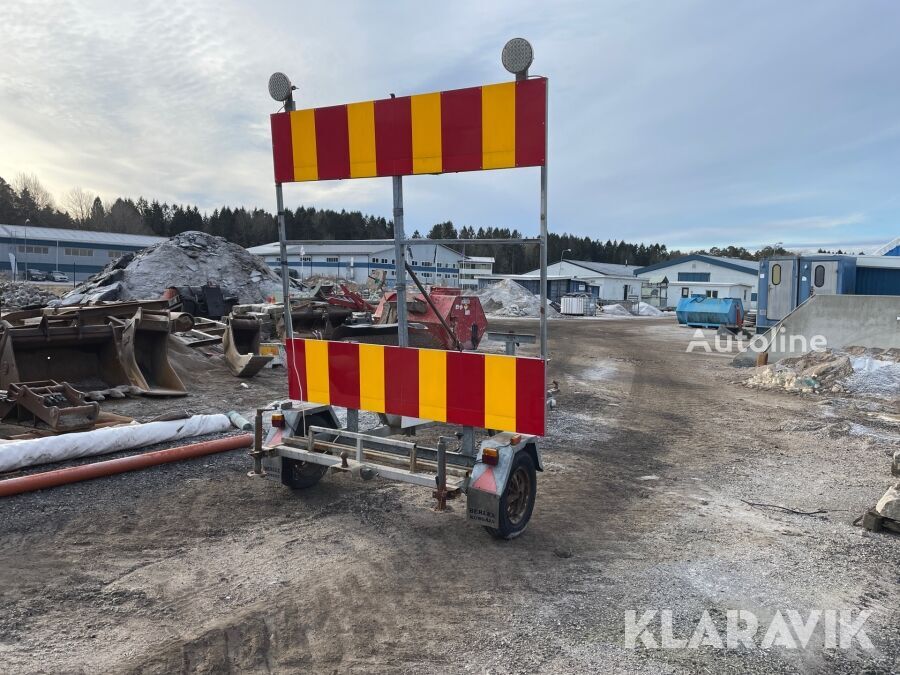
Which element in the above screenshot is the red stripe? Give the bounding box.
[440,86,482,172]
[285,339,307,401]
[270,112,294,183]
[515,357,545,436]
[384,346,419,417]
[515,78,547,168]
[374,96,412,176]
[328,341,360,408]
[314,105,351,180]
[446,351,485,427]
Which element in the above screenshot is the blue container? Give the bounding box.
[676,296,744,328]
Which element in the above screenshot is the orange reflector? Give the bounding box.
[271,412,285,428]
[510,434,522,445]
[482,447,499,466]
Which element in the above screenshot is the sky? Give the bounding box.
[1,0,898,252]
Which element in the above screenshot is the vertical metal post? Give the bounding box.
[539,78,549,362]
[539,168,548,360]
[275,183,293,340]
[392,176,409,347]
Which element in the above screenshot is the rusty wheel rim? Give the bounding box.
[506,466,531,525]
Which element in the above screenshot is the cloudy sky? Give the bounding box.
[1,0,898,251]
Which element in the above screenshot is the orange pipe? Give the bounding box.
[0,434,253,498]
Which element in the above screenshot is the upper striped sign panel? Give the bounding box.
[270,78,547,183]
[285,339,545,436]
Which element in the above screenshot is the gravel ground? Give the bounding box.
[0,317,897,673]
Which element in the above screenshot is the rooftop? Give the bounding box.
[0,224,165,248]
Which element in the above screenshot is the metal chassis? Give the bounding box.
[251,403,542,527]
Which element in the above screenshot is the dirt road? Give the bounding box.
[1,317,897,673]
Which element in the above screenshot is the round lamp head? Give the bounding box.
[501,38,534,75]
[268,72,293,102]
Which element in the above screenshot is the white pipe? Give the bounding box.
[0,414,232,473]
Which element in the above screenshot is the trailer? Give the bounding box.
[249,38,552,538]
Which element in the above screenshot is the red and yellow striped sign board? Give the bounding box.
[286,339,545,436]
[271,78,547,183]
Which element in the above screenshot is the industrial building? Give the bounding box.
[756,254,900,329]
[633,254,760,309]
[527,260,641,302]
[476,259,643,305]
[874,237,900,257]
[458,256,495,289]
[247,240,491,287]
[0,224,164,282]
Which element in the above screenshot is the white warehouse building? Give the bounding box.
[247,240,492,288]
[633,255,760,309]
[525,260,643,302]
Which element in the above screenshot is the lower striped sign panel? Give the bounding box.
[285,339,545,436]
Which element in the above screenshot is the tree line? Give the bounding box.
[0,172,795,274]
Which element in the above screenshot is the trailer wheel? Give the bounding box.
[282,457,328,490]
[485,451,537,540]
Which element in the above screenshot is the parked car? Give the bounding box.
[25,269,48,281]
[49,271,70,282]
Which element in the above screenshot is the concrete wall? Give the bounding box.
[765,294,900,361]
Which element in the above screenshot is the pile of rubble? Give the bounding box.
[746,347,900,399]
[64,231,282,305]
[0,280,61,309]
[476,279,558,318]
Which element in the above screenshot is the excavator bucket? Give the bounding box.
[118,309,187,397]
[223,317,273,378]
[0,317,132,392]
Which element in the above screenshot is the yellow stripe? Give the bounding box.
[290,109,318,181]
[481,82,516,169]
[347,101,377,178]
[418,349,447,422]
[411,92,442,174]
[358,343,386,413]
[484,354,517,431]
[304,340,330,404]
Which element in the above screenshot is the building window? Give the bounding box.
[751,292,758,301]
[17,245,49,255]
[771,264,781,285]
[65,247,93,257]
[108,250,122,258]
[301,256,311,262]
[706,290,719,298]
[814,264,825,288]
[681,287,690,298]
[677,272,710,282]
[326,257,338,263]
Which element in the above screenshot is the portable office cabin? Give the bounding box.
[757,254,900,329]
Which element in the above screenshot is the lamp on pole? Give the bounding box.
[560,248,571,264]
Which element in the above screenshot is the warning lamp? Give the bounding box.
[271,412,285,428]
[482,447,499,466]
[501,38,534,80]
[268,72,295,103]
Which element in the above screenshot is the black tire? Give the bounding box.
[280,412,334,490]
[281,457,328,490]
[485,451,537,540]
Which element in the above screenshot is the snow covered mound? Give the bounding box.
[637,302,663,316]
[746,347,900,399]
[601,303,632,316]
[64,231,282,304]
[476,279,558,318]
